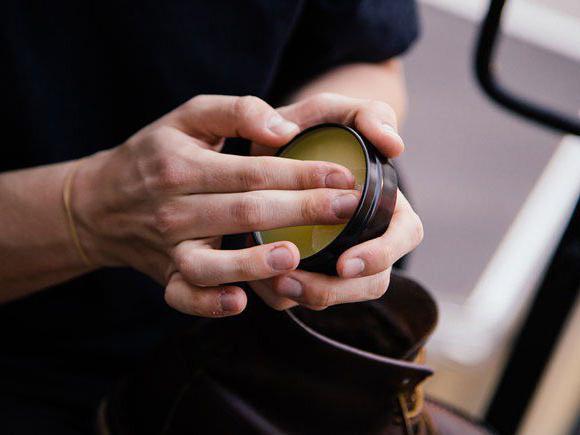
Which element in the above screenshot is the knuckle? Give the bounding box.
[304,304,328,311]
[172,247,193,278]
[299,195,317,223]
[164,283,197,315]
[181,94,214,116]
[153,201,179,238]
[155,161,181,191]
[367,99,395,115]
[134,127,170,160]
[240,159,269,190]
[187,94,208,106]
[232,96,272,136]
[147,126,185,155]
[268,299,293,311]
[146,150,185,193]
[163,286,179,310]
[382,274,392,294]
[233,253,258,279]
[412,213,425,246]
[370,241,394,270]
[312,92,338,105]
[379,243,395,269]
[301,164,328,188]
[194,159,225,190]
[369,274,389,299]
[308,288,333,308]
[234,95,265,119]
[371,277,389,299]
[231,195,266,229]
[368,99,397,122]
[146,125,174,144]
[301,191,332,223]
[304,92,337,112]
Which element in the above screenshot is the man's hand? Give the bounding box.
[74,95,359,317]
[249,93,423,311]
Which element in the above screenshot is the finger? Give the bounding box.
[164,273,247,317]
[271,269,391,308]
[278,93,405,157]
[173,241,300,286]
[133,129,352,196]
[354,101,405,157]
[336,191,423,278]
[172,95,300,146]
[195,150,354,193]
[249,279,299,311]
[155,188,361,241]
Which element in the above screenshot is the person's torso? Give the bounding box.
[0,0,304,413]
[0,0,419,428]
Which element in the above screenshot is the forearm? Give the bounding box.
[290,59,408,124]
[0,161,96,302]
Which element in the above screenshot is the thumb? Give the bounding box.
[170,95,299,147]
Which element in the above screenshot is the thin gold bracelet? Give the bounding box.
[63,161,93,267]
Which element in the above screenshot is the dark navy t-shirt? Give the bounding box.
[0,1,418,432]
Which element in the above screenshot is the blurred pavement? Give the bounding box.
[400,4,580,304]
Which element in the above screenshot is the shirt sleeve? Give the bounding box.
[268,0,420,102]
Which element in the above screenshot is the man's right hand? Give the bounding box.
[74,95,358,317]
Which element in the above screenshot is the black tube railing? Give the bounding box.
[474,0,580,136]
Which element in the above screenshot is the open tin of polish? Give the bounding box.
[253,123,398,275]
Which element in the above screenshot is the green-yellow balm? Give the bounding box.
[258,126,367,259]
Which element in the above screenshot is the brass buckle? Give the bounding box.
[396,349,427,434]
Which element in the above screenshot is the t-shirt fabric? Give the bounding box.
[0,1,418,433]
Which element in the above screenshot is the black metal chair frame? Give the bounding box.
[474,1,580,433]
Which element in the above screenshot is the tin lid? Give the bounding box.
[253,123,398,275]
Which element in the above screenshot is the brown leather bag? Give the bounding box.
[98,274,494,434]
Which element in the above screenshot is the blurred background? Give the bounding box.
[398,0,580,433]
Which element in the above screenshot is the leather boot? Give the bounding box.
[98,273,494,434]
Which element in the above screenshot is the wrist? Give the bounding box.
[72,149,121,268]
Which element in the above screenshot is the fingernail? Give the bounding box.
[382,123,403,141]
[342,258,365,278]
[325,171,355,189]
[220,290,240,313]
[332,193,359,219]
[276,277,302,298]
[268,116,299,136]
[268,246,295,271]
